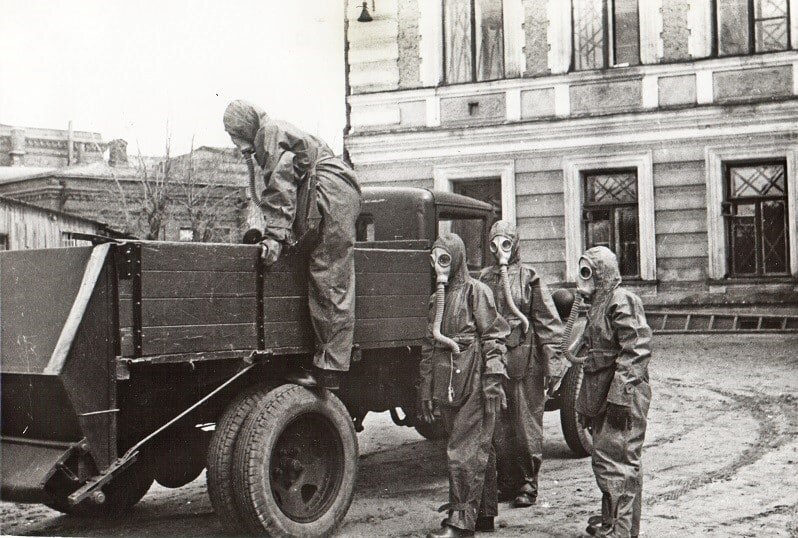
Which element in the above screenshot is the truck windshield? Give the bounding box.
[438,218,487,271]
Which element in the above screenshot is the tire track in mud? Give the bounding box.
[646,383,797,505]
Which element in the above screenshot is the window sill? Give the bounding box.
[708,276,797,286]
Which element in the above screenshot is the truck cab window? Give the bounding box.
[439,217,487,271]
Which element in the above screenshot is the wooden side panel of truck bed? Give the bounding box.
[120,241,430,358]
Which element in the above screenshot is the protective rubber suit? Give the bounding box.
[223,101,362,382]
[419,233,510,537]
[575,246,652,538]
[478,221,567,507]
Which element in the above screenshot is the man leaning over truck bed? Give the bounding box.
[223,100,362,390]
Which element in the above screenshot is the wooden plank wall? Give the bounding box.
[0,198,99,250]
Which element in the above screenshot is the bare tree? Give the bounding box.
[172,137,245,242]
[109,135,173,240]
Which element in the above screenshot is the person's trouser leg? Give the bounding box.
[511,359,545,497]
[440,384,497,532]
[308,179,360,371]
[591,383,650,538]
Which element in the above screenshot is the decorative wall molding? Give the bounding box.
[504,0,526,77]
[418,0,443,86]
[433,160,517,225]
[562,152,656,282]
[639,0,664,64]
[704,144,798,279]
[687,0,713,59]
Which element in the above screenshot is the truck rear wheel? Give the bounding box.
[45,461,154,517]
[207,385,272,534]
[559,366,593,457]
[233,384,358,536]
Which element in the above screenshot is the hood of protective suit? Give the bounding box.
[489,220,520,265]
[223,100,270,143]
[433,232,470,286]
[581,246,622,318]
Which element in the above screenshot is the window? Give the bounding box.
[179,227,194,242]
[0,233,8,251]
[717,0,791,56]
[582,169,640,277]
[443,0,504,83]
[356,214,375,242]
[724,161,790,276]
[572,0,640,71]
[439,217,489,270]
[452,179,502,270]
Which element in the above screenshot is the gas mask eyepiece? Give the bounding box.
[576,258,596,299]
[490,235,513,265]
[431,248,452,284]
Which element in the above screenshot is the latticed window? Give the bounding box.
[723,161,790,276]
[717,0,791,55]
[582,169,639,277]
[443,0,505,84]
[572,0,640,71]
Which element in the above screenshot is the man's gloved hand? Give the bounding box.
[482,374,507,415]
[421,400,435,424]
[544,375,562,397]
[259,238,282,266]
[605,402,632,430]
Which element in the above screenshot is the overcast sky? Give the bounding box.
[0,0,347,156]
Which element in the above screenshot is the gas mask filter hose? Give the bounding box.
[560,295,587,365]
[499,265,530,334]
[243,150,268,209]
[432,283,460,355]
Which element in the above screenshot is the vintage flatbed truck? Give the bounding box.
[0,187,589,536]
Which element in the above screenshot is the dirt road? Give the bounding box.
[2,334,796,537]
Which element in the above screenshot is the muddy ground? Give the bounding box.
[2,334,797,537]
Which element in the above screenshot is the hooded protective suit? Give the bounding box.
[576,246,651,538]
[478,220,567,502]
[419,233,510,533]
[223,100,362,372]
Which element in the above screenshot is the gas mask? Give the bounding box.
[431,247,452,285]
[429,246,460,354]
[490,233,530,334]
[576,257,596,299]
[489,235,513,266]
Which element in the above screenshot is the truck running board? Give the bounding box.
[647,311,798,334]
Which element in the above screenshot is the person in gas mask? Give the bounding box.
[223,100,362,390]
[478,220,567,508]
[575,246,652,538]
[419,233,510,538]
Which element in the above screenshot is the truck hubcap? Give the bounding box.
[270,413,344,523]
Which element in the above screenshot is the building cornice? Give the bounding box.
[346,100,798,164]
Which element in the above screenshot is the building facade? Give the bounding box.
[344,0,798,306]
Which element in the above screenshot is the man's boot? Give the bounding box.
[475,516,495,532]
[286,367,341,390]
[511,491,536,508]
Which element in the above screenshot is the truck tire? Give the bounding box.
[559,366,593,457]
[152,425,211,488]
[207,385,273,534]
[233,384,359,536]
[45,461,154,517]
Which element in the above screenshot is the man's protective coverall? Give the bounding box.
[419,233,510,532]
[576,246,652,538]
[478,221,567,500]
[223,101,362,372]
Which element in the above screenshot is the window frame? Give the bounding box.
[581,167,641,278]
[563,152,656,283]
[441,0,506,84]
[723,158,790,277]
[714,0,793,57]
[705,145,798,280]
[0,233,8,251]
[571,0,641,71]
